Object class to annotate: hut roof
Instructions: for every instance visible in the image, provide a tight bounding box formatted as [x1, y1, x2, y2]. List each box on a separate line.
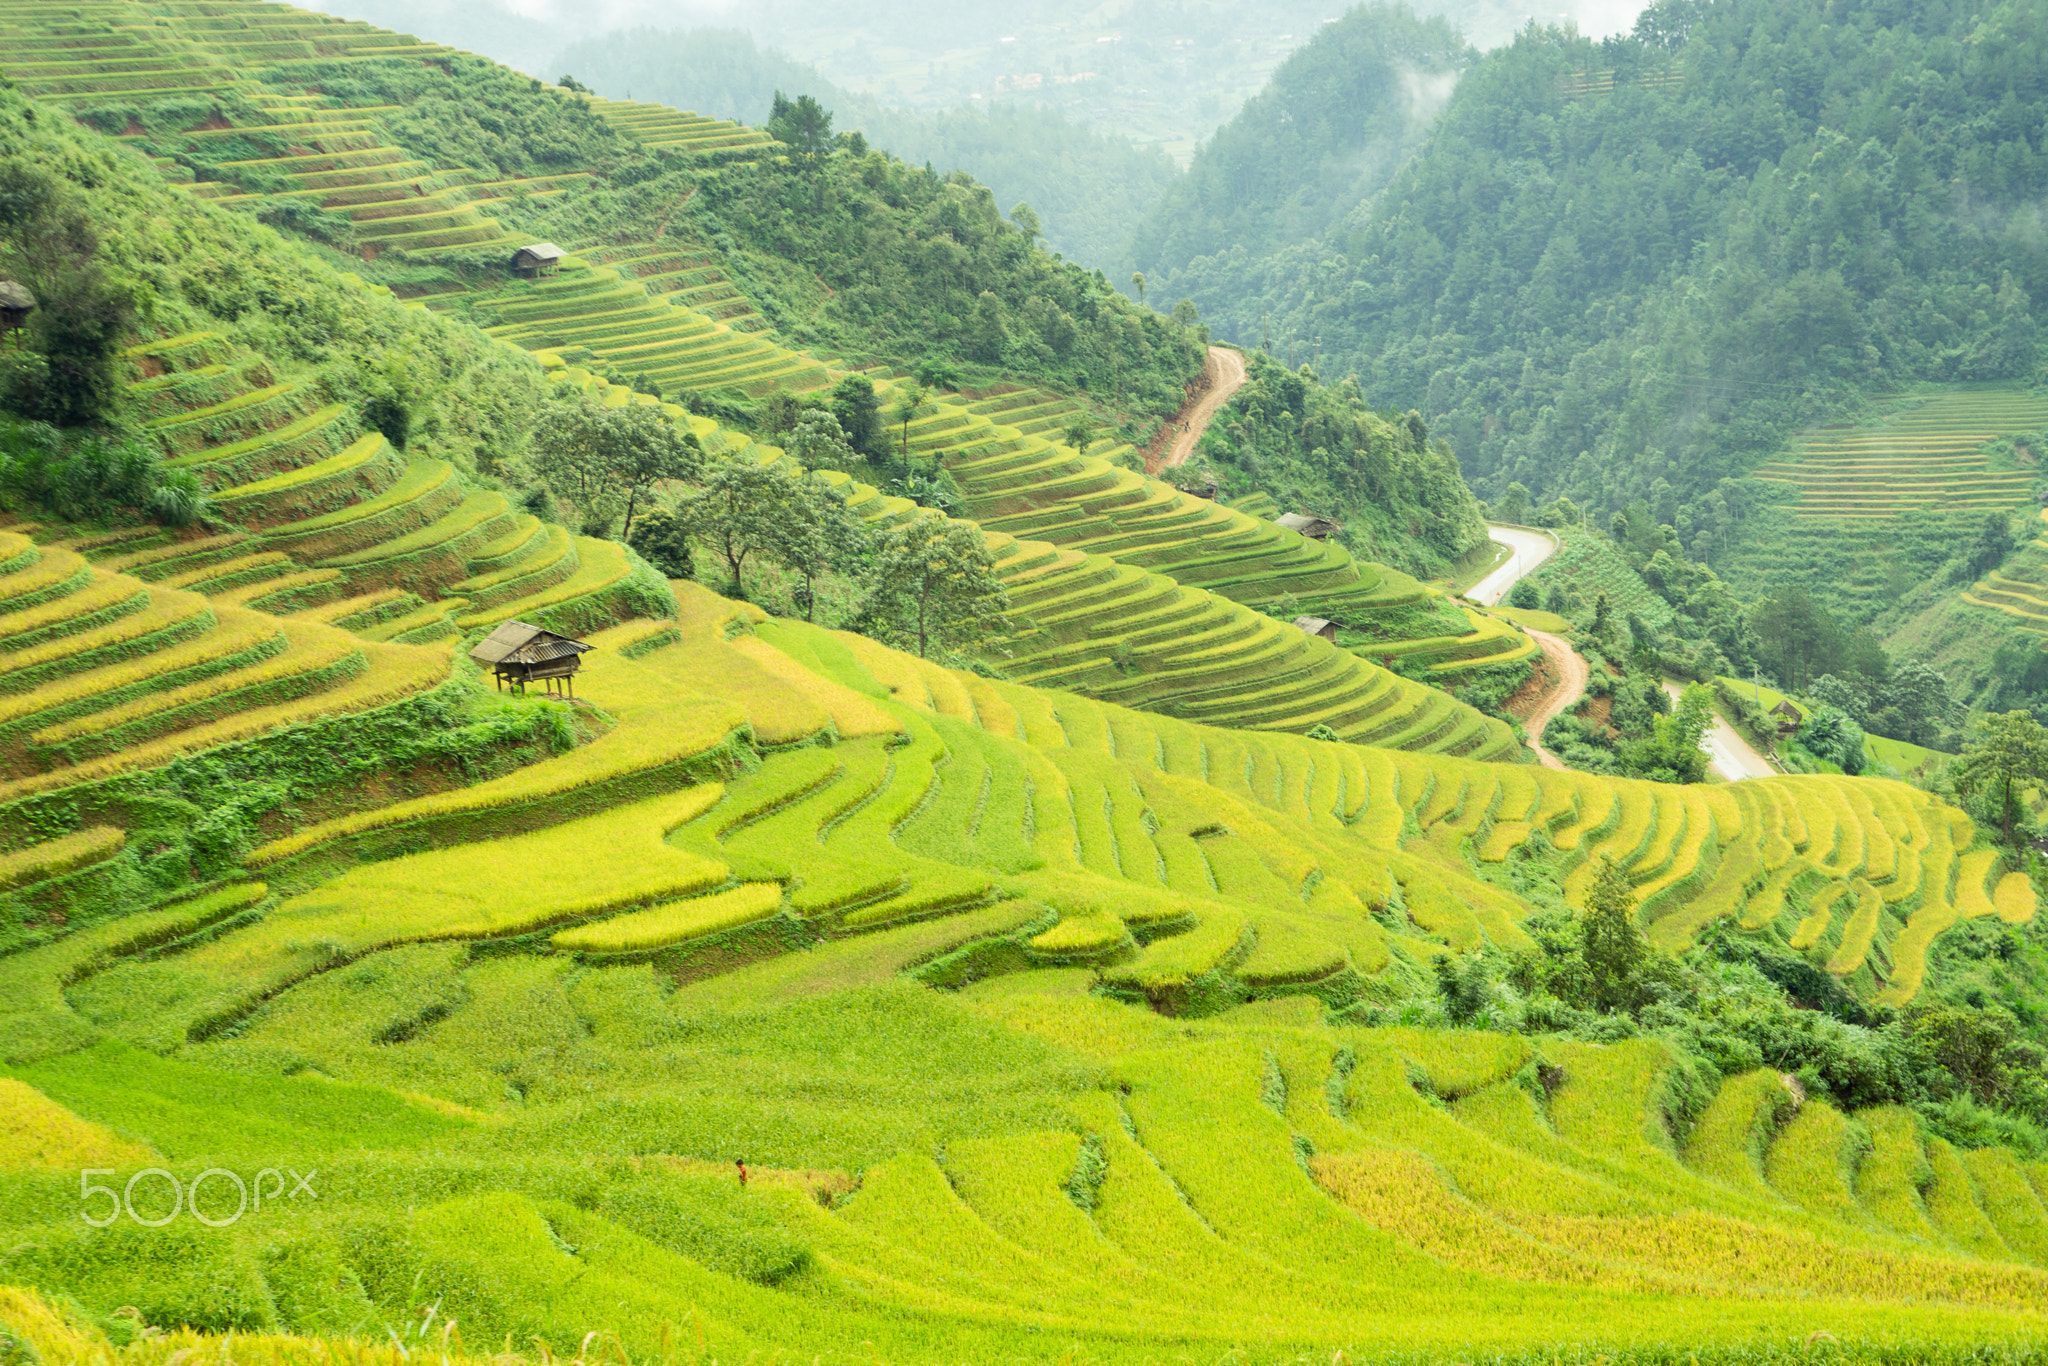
[513, 242, 564, 264]
[1275, 512, 1339, 534]
[469, 620, 592, 666]
[1769, 699, 1803, 718]
[1293, 615, 1335, 635]
[0, 281, 35, 311]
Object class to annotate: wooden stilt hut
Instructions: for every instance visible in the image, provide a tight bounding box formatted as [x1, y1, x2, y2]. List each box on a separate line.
[469, 620, 593, 698]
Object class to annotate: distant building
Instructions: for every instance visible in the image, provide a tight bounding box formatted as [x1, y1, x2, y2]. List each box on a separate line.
[1769, 699, 1804, 735]
[0, 281, 33, 345]
[1177, 477, 1219, 500]
[1293, 615, 1337, 642]
[470, 619, 592, 697]
[1276, 512, 1340, 541]
[511, 243, 565, 278]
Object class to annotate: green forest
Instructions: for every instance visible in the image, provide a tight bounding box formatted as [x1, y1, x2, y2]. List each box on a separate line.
[1135, 0, 2045, 549]
[1184, 351, 1488, 578]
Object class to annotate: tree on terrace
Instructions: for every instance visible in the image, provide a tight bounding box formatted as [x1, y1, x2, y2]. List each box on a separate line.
[862, 515, 1008, 660]
[674, 457, 810, 594]
[1581, 857, 1649, 1015]
[893, 383, 927, 461]
[530, 395, 701, 540]
[782, 408, 860, 474]
[1951, 710, 2048, 849]
[767, 91, 833, 158]
[776, 478, 869, 621]
[830, 376, 885, 460]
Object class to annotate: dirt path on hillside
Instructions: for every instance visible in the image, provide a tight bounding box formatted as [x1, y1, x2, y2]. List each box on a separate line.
[1661, 679, 1778, 781]
[1151, 346, 1249, 474]
[1519, 629, 1587, 770]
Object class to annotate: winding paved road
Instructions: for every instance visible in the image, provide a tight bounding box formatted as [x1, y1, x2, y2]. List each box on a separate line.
[1661, 680, 1778, 782]
[1157, 346, 1249, 472]
[1463, 525, 1575, 764]
[1468, 524, 1559, 606]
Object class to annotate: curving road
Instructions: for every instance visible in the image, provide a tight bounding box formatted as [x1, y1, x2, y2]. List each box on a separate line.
[1468, 524, 1559, 606]
[1157, 346, 1249, 473]
[1662, 680, 1778, 782]
[1521, 629, 1586, 770]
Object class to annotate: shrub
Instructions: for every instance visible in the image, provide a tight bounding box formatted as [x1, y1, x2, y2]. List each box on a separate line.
[0, 421, 209, 527]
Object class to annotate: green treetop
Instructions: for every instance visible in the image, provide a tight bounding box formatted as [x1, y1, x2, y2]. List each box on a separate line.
[863, 515, 1009, 660]
[529, 395, 702, 540]
[1952, 710, 2048, 849]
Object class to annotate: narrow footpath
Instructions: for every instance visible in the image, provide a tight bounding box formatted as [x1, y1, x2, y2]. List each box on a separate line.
[1152, 346, 1249, 473]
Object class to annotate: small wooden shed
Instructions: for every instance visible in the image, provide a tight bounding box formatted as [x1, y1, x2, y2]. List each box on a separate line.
[0, 282, 33, 345]
[1176, 477, 1219, 501]
[511, 243, 565, 278]
[470, 620, 592, 697]
[1276, 512, 1340, 541]
[1294, 615, 1337, 642]
[1770, 699, 1803, 736]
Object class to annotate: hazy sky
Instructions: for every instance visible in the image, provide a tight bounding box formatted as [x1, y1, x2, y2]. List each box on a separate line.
[484, 0, 1648, 43]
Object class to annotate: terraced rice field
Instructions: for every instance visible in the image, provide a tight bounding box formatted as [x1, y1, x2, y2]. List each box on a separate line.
[0, 334, 673, 815]
[10, 21, 2047, 1362]
[2, 560, 2015, 1036]
[1961, 504, 2048, 638]
[483, 255, 830, 398]
[0, 0, 775, 258]
[4, 0, 1530, 759]
[63, 322, 1996, 1003]
[1752, 386, 2047, 520]
[0, 560, 2038, 1361]
[582, 95, 778, 160]
[531, 358, 1532, 763]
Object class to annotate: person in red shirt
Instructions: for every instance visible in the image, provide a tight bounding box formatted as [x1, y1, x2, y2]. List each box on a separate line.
[735, 1157, 748, 1188]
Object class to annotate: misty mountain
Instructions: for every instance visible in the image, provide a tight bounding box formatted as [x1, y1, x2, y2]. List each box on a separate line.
[547, 27, 1181, 269]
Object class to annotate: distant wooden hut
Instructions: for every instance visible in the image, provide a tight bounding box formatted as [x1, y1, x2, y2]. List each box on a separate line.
[0, 282, 33, 345]
[469, 620, 592, 697]
[1770, 699, 1803, 736]
[511, 243, 565, 278]
[1275, 512, 1340, 541]
[1176, 477, 1219, 501]
[1293, 615, 1337, 642]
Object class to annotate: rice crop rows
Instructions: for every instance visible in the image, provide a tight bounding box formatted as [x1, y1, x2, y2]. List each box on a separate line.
[1, 29, 2043, 1359]
[1753, 386, 2047, 520]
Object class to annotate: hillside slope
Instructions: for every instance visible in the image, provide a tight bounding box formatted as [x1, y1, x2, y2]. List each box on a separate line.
[5, 26, 2048, 1362]
[0, 22, 1534, 764]
[0, 569, 2042, 1359]
[1144, 0, 2048, 578]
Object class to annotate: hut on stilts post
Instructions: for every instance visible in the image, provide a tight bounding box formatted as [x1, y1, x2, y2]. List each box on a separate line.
[469, 620, 593, 699]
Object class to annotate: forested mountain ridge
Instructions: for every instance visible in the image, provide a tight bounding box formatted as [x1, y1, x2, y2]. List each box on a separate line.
[1140, 0, 2047, 550]
[1183, 350, 1488, 578]
[545, 26, 1182, 270]
[0, 1, 1208, 425]
[1125, 4, 1471, 290]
